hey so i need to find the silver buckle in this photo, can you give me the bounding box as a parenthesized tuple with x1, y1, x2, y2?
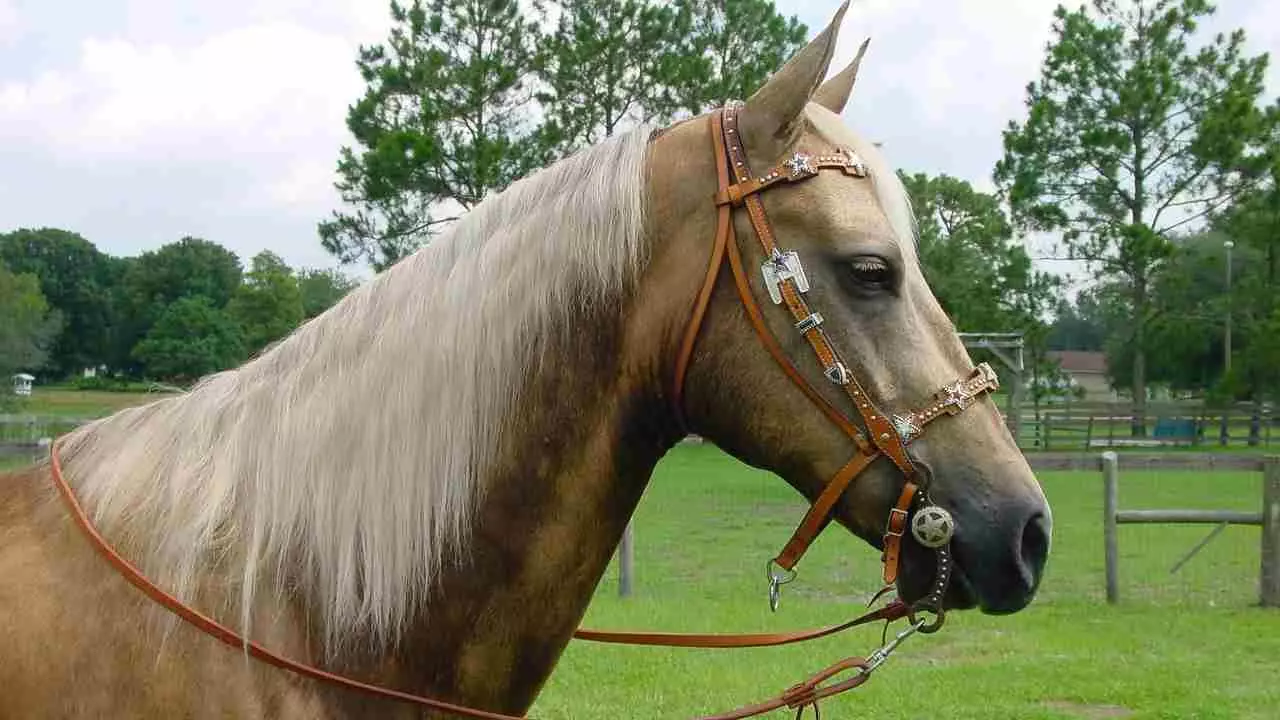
(761, 250, 809, 305)
(794, 312, 823, 333)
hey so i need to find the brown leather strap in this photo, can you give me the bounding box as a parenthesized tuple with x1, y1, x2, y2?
(672, 111, 735, 431)
(773, 452, 874, 570)
(48, 438, 528, 720)
(881, 481, 919, 585)
(719, 105, 917, 480)
(695, 655, 872, 720)
(573, 598, 906, 648)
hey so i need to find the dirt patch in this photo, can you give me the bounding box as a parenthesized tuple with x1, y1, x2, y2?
(1042, 700, 1134, 719)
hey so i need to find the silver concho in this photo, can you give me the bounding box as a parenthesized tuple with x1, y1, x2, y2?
(910, 506, 955, 549)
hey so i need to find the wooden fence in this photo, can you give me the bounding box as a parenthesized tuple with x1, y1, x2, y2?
(1097, 451, 1280, 608)
(1017, 402, 1274, 451)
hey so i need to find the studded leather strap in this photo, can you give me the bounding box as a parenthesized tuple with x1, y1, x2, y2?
(671, 106, 1001, 580)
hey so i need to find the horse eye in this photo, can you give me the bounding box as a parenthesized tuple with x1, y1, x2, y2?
(848, 256, 893, 287)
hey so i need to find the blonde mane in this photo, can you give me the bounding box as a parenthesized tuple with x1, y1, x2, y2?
(57, 126, 656, 652)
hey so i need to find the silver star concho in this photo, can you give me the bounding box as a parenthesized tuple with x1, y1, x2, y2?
(785, 152, 816, 178)
(941, 380, 975, 412)
(910, 506, 955, 549)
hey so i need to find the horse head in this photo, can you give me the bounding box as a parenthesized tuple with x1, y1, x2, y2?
(644, 3, 1051, 617)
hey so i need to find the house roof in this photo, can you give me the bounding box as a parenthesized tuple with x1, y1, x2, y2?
(1046, 350, 1107, 375)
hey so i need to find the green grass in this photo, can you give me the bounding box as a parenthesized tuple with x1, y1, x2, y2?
(16, 386, 173, 418)
(531, 444, 1280, 719)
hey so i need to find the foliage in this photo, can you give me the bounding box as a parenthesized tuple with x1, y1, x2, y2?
(654, 0, 807, 118)
(0, 262, 62, 406)
(319, 0, 553, 271)
(297, 268, 359, 319)
(319, 0, 806, 271)
(0, 228, 120, 378)
(115, 237, 243, 375)
(131, 296, 245, 384)
(1214, 150, 1280, 401)
(536, 0, 677, 151)
(901, 172, 1060, 332)
(995, 0, 1276, 433)
(227, 251, 305, 357)
(1046, 294, 1108, 352)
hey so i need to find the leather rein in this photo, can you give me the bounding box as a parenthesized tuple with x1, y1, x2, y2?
(47, 104, 999, 719)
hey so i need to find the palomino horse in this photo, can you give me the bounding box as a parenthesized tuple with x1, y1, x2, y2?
(0, 5, 1050, 718)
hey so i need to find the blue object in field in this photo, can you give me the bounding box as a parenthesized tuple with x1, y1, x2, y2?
(1153, 417, 1196, 440)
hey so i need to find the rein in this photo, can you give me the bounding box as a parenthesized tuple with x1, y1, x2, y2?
(46, 104, 998, 719)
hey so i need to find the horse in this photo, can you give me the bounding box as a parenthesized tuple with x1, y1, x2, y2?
(0, 5, 1051, 718)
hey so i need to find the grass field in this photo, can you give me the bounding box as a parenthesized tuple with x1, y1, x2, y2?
(11, 386, 174, 418)
(532, 444, 1280, 719)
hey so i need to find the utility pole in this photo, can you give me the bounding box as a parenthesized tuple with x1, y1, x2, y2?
(1221, 239, 1234, 447)
(1224, 239, 1234, 373)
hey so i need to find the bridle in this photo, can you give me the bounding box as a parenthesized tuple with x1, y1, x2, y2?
(671, 102, 998, 621)
(46, 103, 999, 720)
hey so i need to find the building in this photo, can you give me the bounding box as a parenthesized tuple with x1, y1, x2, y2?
(1045, 351, 1111, 400)
(12, 373, 34, 397)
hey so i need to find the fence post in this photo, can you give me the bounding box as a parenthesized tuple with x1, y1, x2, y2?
(1102, 451, 1120, 604)
(1262, 457, 1279, 608)
(619, 520, 634, 598)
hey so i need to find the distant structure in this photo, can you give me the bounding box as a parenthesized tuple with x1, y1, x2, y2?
(12, 373, 34, 397)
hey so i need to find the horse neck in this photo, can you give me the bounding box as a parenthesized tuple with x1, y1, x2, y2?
(334, 314, 677, 714)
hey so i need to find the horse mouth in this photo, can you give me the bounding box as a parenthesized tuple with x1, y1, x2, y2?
(895, 542, 978, 611)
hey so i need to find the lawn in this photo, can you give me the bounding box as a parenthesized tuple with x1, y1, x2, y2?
(531, 443, 1280, 719)
(12, 385, 174, 419)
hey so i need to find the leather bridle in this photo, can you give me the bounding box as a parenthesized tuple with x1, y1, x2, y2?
(670, 103, 998, 620)
(46, 104, 1000, 719)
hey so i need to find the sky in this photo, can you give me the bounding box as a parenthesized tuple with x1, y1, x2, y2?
(1, 0, 1277, 279)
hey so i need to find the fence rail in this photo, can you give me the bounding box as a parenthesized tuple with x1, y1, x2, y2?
(1099, 451, 1279, 607)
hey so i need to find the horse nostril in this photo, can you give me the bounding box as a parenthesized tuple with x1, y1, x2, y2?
(1019, 512, 1051, 583)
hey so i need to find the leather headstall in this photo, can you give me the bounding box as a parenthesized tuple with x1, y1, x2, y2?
(671, 103, 1001, 622)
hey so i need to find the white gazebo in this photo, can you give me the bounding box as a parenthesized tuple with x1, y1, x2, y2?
(12, 373, 34, 397)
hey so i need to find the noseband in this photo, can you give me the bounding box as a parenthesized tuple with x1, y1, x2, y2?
(673, 104, 1000, 624)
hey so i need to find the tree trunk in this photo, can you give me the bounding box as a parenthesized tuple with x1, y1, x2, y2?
(1131, 278, 1148, 437)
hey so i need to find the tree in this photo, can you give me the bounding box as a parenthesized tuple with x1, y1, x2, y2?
(319, 0, 554, 271)
(297, 268, 359, 319)
(655, 0, 808, 118)
(132, 296, 245, 384)
(1046, 294, 1108, 351)
(901, 172, 1061, 333)
(0, 228, 118, 377)
(227, 251, 305, 357)
(536, 0, 678, 152)
(1215, 143, 1280, 401)
(116, 237, 243, 375)
(995, 0, 1276, 435)
(0, 262, 62, 402)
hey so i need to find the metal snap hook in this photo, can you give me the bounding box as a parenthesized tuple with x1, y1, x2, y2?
(766, 560, 798, 612)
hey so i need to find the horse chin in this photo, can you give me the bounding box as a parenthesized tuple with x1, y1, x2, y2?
(894, 542, 978, 612)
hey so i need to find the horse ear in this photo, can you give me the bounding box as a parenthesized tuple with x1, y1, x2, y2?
(739, 0, 848, 160)
(813, 38, 870, 114)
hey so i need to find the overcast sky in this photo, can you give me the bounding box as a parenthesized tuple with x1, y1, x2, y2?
(2, 0, 1277, 278)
